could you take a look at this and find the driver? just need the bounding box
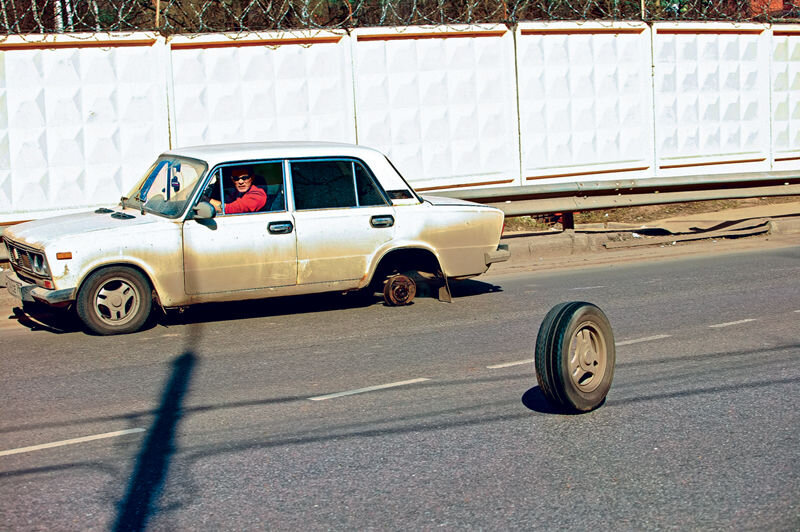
[210,166,267,214]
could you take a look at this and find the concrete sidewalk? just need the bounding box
[1,202,799,323]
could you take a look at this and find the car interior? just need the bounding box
[213,161,286,214]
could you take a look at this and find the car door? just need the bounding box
[289,158,395,286]
[182,161,297,295]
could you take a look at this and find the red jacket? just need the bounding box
[225,186,267,214]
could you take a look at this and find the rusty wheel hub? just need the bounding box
[384,274,416,306]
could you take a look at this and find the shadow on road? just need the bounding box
[164,279,503,328]
[521,386,571,415]
[9,304,82,334]
[113,351,196,532]
[449,279,503,298]
[5,278,505,334]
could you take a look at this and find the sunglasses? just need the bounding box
[231,175,251,182]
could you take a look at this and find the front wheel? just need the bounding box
[76,266,152,335]
[535,302,615,413]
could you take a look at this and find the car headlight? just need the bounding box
[32,253,49,276]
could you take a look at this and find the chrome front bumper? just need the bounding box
[4,269,74,306]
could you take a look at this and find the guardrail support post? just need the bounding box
[562,212,575,231]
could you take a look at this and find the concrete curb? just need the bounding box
[497,214,800,268]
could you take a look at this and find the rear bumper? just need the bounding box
[485,243,510,266]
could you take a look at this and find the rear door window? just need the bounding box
[290,159,387,210]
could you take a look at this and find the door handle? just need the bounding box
[268,221,293,234]
[370,215,394,228]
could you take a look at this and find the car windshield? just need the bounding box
[122,156,208,218]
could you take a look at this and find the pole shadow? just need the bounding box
[113,351,196,532]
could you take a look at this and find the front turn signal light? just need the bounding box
[56,252,72,260]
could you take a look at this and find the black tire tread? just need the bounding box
[535,301,615,413]
[76,266,152,335]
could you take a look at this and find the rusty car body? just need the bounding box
[3,142,509,334]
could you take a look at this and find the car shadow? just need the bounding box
[449,279,503,298]
[6,278,505,334]
[163,290,382,328]
[9,304,83,334]
[167,278,504,328]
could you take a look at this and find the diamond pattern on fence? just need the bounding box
[0,42,168,216]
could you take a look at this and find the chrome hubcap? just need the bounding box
[94,278,140,325]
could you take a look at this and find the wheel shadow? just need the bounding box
[521,386,595,416]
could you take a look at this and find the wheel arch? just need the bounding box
[76,260,161,308]
[369,246,444,287]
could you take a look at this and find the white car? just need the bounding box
[3,142,509,335]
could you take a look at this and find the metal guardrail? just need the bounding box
[436,171,800,216]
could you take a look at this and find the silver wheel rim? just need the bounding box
[567,320,608,393]
[93,277,141,327]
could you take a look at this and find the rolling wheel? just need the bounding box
[535,302,615,413]
[76,266,152,335]
[383,272,417,306]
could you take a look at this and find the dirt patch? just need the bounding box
[503,195,800,231]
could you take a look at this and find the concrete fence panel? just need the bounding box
[0,34,169,222]
[168,30,356,147]
[516,22,655,186]
[771,24,800,171]
[352,25,520,193]
[652,22,772,177]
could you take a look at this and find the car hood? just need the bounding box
[2,208,164,249]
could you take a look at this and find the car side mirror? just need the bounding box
[193,201,216,220]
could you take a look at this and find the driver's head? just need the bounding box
[230,166,253,194]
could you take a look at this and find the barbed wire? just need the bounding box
[1,0,797,35]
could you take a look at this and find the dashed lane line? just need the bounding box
[615,334,672,346]
[309,378,430,401]
[709,319,757,328]
[487,335,673,368]
[0,428,145,458]
[487,359,533,369]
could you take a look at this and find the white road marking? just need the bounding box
[794,310,800,313]
[309,378,430,401]
[487,359,533,369]
[0,428,145,458]
[571,286,606,290]
[709,319,757,328]
[615,334,671,346]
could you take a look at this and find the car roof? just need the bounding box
[163,141,384,167]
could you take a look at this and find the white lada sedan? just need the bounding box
[3,142,509,335]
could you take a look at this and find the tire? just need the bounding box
[76,266,152,335]
[383,272,417,306]
[535,302,615,413]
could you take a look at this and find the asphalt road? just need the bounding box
[1,244,798,530]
